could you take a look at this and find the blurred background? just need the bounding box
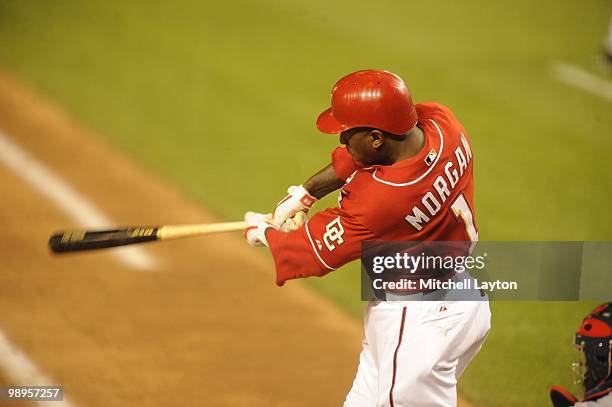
[0,1,610,406]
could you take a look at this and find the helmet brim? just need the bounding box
[316,108,347,134]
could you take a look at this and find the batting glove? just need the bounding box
[272,185,317,227]
[278,211,308,232]
[244,212,276,247]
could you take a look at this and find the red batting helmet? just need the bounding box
[316,70,418,135]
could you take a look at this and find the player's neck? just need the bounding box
[389,125,425,164]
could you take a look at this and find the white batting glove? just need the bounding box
[244,212,276,247]
[272,185,317,227]
[278,211,308,232]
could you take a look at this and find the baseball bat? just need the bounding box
[48,221,247,253]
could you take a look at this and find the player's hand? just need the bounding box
[244,212,276,247]
[278,211,308,232]
[272,185,317,227]
[244,211,308,247]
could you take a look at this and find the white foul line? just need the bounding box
[0,329,76,407]
[552,62,612,102]
[0,130,155,270]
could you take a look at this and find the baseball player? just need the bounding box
[244,70,491,406]
[551,303,612,407]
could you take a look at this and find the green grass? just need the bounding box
[1,1,611,405]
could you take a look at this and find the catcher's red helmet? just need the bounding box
[316,70,418,135]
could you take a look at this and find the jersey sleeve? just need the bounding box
[265,206,375,286]
[331,147,362,181]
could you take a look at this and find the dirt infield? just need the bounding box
[0,69,366,407]
[0,70,474,407]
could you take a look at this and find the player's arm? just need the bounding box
[271,147,361,226]
[246,207,373,286]
[303,164,345,199]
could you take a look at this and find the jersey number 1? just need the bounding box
[450,194,478,244]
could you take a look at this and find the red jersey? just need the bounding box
[266,103,477,286]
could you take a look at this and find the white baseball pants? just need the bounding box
[344,299,491,407]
